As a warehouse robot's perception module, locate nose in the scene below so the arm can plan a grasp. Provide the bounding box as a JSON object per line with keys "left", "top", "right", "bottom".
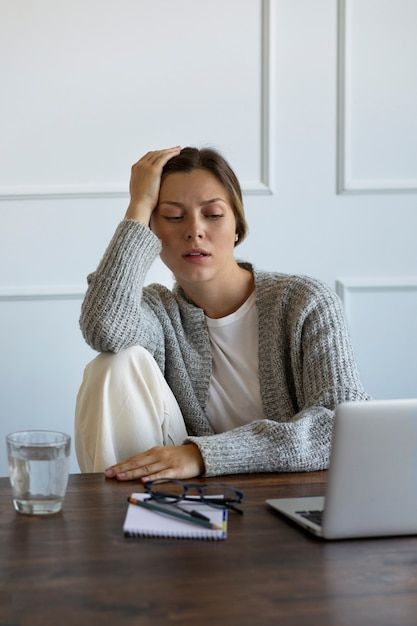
{"left": 186, "top": 232, "right": 202, "bottom": 240}
{"left": 184, "top": 216, "right": 204, "bottom": 241}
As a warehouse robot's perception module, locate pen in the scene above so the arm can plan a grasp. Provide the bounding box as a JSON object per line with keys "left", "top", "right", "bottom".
{"left": 127, "top": 496, "right": 222, "bottom": 531}
{"left": 166, "top": 501, "right": 211, "bottom": 522}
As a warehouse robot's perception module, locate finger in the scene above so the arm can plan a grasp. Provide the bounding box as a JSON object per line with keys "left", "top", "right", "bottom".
{"left": 141, "top": 467, "right": 177, "bottom": 482}
{"left": 115, "top": 460, "right": 168, "bottom": 481}
{"left": 108, "top": 447, "right": 170, "bottom": 479}
{"left": 136, "top": 146, "right": 180, "bottom": 165}
{"left": 106, "top": 453, "right": 154, "bottom": 476}
{"left": 147, "top": 146, "right": 181, "bottom": 166}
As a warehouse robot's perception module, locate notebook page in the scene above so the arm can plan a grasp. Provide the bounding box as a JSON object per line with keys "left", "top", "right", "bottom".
{"left": 123, "top": 493, "right": 228, "bottom": 540}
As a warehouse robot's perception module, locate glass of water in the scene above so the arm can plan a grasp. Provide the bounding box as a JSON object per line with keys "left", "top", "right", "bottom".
{"left": 6, "top": 430, "right": 71, "bottom": 515}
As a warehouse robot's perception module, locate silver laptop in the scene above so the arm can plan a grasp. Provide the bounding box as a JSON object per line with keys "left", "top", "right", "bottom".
{"left": 266, "top": 399, "right": 417, "bottom": 540}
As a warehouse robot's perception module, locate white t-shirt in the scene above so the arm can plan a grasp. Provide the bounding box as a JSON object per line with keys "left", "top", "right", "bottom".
{"left": 205, "top": 291, "right": 265, "bottom": 433}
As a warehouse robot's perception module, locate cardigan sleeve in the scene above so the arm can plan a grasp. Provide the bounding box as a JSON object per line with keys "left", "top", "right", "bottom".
{"left": 186, "top": 280, "right": 370, "bottom": 476}
{"left": 186, "top": 409, "right": 335, "bottom": 476}
{"left": 79, "top": 220, "right": 162, "bottom": 353}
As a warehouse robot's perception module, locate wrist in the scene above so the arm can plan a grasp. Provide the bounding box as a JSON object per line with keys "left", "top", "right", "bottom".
{"left": 124, "top": 202, "right": 153, "bottom": 225}
{"left": 186, "top": 442, "right": 205, "bottom": 475}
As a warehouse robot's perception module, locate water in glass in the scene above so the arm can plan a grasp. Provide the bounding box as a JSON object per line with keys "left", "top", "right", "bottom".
{"left": 7, "top": 431, "right": 70, "bottom": 515}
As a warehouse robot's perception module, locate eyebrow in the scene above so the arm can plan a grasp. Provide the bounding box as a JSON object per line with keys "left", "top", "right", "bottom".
{"left": 159, "top": 198, "right": 227, "bottom": 208}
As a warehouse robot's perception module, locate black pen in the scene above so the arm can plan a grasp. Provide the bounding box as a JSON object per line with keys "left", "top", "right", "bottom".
{"left": 166, "top": 501, "right": 211, "bottom": 522}
{"left": 127, "top": 496, "right": 222, "bottom": 531}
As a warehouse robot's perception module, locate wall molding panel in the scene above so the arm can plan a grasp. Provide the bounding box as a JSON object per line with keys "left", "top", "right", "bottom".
{"left": 0, "top": 285, "right": 86, "bottom": 302}
{"left": 335, "top": 276, "right": 417, "bottom": 399}
{"left": 337, "top": 0, "right": 417, "bottom": 194}
{"left": 0, "top": 0, "right": 272, "bottom": 201}
{"left": 336, "top": 276, "right": 417, "bottom": 320}
{"left": 259, "top": 0, "right": 272, "bottom": 196}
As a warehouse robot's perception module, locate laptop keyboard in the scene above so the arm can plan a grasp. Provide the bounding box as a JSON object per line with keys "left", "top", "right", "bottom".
{"left": 296, "top": 510, "right": 323, "bottom": 526}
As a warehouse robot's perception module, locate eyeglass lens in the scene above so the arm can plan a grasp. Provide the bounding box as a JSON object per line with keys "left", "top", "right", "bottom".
{"left": 146, "top": 480, "right": 242, "bottom": 507}
{"left": 147, "top": 479, "right": 185, "bottom": 502}
{"left": 199, "top": 483, "right": 242, "bottom": 503}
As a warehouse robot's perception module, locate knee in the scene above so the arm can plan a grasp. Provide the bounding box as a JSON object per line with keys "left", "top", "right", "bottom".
{"left": 84, "top": 345, "right": 158, "bottom": 381}
{"left": 96, "top": 345, "right": 152, "bottom": 364}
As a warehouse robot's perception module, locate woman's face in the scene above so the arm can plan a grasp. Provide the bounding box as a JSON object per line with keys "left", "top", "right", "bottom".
{"left": 151, "top": 168, "right": 238, "bottom": 289}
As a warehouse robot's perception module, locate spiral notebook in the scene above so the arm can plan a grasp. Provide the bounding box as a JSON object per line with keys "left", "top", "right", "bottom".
{"left": 123, "top": 493, "right": 228, "bottom": 540}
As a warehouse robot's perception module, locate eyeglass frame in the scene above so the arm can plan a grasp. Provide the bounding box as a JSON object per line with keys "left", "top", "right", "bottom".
{"left": 143, "top": 478, "right": 244, "bottom": 514}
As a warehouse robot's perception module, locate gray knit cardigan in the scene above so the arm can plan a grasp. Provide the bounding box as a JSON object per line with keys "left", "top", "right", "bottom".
{"left": 80, "top": 219, "right": 369, "bottom": 476}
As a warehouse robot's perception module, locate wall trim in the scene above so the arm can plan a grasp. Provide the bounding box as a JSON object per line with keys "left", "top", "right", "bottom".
{"left": 260, "top": 0, "right": 272, "bottom": 195}
{"left": 336, "top": 0, "right": 417, "bottom": 195}
{"left": 0, "top": 285, "right": 86, "bottom": 301}
{"left": 0, "top": 184, "right": 128, "bottom": 201}
{"left": 0, "top": 0, "right": 272, "bottom": 201}
{"left": 336, "top": 277, "right": 417, "bottom": 320}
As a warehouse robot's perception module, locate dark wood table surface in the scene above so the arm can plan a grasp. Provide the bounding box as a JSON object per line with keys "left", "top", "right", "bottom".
{"left": 1, "top": 471, "right": 417, "bottom": 626}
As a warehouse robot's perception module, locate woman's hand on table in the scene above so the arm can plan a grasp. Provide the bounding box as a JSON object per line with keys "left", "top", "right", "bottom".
{"left": 125, "top": 146, "right": 181, "bottom": 225}
{"left": 104, "top": 443, "right": 205, "bottom": 481}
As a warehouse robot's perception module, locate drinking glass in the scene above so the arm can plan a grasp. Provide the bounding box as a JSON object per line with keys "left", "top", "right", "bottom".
{"left": 6, "top": 430, "right": 71, "bottom": 515}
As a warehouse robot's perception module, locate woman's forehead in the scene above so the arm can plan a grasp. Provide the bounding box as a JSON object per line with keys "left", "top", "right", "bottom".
{"left": 159, "top": 168, "right": 229, "bottom": 202}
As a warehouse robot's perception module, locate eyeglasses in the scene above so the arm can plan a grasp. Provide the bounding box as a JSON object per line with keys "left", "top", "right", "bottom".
{"left": 144, "top": 479, "right": 244, "bottom": 514}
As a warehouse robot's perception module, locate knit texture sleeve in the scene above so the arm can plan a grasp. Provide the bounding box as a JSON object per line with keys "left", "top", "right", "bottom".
{"left": 79, "top": 220, "right": 162, "bottom": 353}
{"left": 186, "top": 279, "right": 369, "bottom": 476}
{"left": 187, "top": 409, "right": 334, "bottom": 476}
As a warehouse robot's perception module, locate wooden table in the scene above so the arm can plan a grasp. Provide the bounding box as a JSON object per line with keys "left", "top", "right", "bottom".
{"left": 1, "top": 471, "right": 417, "bottom": 626}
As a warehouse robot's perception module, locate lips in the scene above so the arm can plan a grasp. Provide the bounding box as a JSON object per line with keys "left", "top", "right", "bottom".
{"left": 182, "top": 248, "right": 211, "bottom": 258}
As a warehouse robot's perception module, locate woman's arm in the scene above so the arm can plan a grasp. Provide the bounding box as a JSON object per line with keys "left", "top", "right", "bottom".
{"left": 80, "top": 147, "right": 182, "bottom": 353}
{"left": 80, "top": 221, "right": 162, "bottom": 352}
{"left": 187, "top": 409, "right": 335, "bottom": 476}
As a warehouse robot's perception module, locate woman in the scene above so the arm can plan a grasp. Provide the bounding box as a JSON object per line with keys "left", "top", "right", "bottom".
{"left": 75, "top": 146, "right": 368, "bottom": 481}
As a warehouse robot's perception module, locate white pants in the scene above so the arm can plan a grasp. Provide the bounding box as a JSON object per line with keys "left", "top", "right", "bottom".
{"left": 75, "top": 346, "right": 188, "bottom": 472}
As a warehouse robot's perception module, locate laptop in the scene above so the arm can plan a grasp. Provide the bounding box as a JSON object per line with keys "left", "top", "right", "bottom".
{"left": 266, "top": 399, "right": 417, "bottom": 540}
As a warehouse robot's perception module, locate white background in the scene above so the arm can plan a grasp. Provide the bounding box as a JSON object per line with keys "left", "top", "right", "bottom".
{"left": 1, "top": 0, "right": 416, "bottom": 475}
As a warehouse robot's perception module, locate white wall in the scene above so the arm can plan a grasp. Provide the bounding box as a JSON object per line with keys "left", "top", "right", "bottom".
{"left": 1, "top": 0, "right": 416, "bottom": 476}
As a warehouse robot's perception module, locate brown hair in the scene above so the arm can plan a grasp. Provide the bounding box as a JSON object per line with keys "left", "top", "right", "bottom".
{"left": 161, "top": 147, "right": 248, "bottom": 245}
